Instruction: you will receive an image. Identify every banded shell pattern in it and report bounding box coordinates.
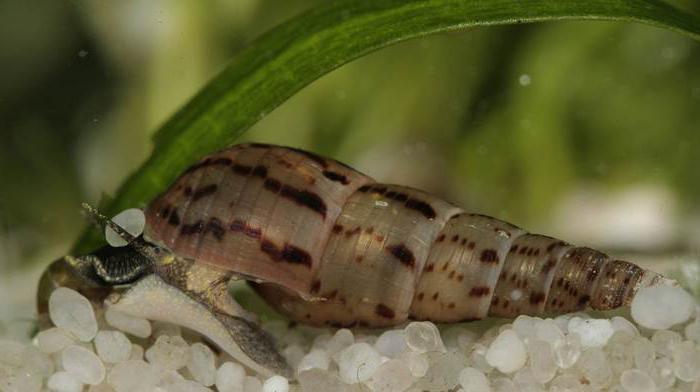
[145,143,668,328]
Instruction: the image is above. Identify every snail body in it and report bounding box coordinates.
[40,143,673,377]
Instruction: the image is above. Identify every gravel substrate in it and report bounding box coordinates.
[2,285,700,391]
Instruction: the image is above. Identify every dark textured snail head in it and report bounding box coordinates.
[36,203,158,318]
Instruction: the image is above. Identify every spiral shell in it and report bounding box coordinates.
[145,143,668,327]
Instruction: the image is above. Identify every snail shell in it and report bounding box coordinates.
[145,143,670,328]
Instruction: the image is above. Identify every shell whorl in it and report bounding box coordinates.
[145,143,671,327]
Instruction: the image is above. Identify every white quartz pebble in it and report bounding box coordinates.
[411,351,467,391]
[491,376,518,392]
[568,318,614,348]
[325,328,354,356]
[37,327,75,354]
[62,345,106,385]
[672,340,700,381]
[458,367,491,392]
[652,329,682,357]
[553,333,581,369]
[262,375,288,392]
[21,345,54,379]
[47,371,83,392]
[311,333,331,351]
[297,349,330,372]
[512,315,537,340]
[281,344,305,370]
[611,316,639,337]
[145,335,189,370]
[652,357,676,389]
[21,285,700,392]
[106,208,145,247]
[633,337,655,371]
[366,359,414,392]
[685,319,700,343]
[549,374,582,391]
[469,343,493,373]
[336,342,383,384]
[0,361,42,392]
[528,340,557,383]
[168,380,211,392]
[158,369,185,388]
[631,286,694,330]
[512,366,540,390]
[104,308,152,338]
[107,360,160,392]
[94,330,131,363]
[187,342,217,386]
[375,329,408,357]
[399,351,429,378]
[485,330,527,373]
[576,348,612,388]
[606,332,634,374]
[49,288,98,342]
[0,339,25,366]
[620,369,656,392]
[534,319,564,344]
[216,361,246,392]
[405,321,445,353]
[297,369,347,392]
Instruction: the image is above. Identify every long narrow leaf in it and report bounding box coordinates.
[74,0,700,252]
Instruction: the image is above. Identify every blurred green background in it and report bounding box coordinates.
[1,0,700,323]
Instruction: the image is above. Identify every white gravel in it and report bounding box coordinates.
[3,286,700,391]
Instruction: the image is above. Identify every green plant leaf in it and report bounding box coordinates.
[73,0,700,253]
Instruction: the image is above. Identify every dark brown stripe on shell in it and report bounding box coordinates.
[386,244,415,268]
[578,295,591,307]
[180,221,204,235]
[281,244,312,266]
[405,198,437,219]
[322,170,349,184]
[252,165,268,178]
[279,185,327,218]
[167,210,181,226]
[179,218,225,239]
[192,184,218,201]
[375,304,395,319]
[232,164,253,176]
[469,286,491,297]
[260,177,327,218]
[264,178,282,193]
[529,292,546,305]
[345,227,361,237]
[385,191,408,202]
[205,218,225,240]
[259,239,312,267]
[480,249,499,263]
[229,219,262,239]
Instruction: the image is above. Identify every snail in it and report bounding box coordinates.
[37,143,676,378]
